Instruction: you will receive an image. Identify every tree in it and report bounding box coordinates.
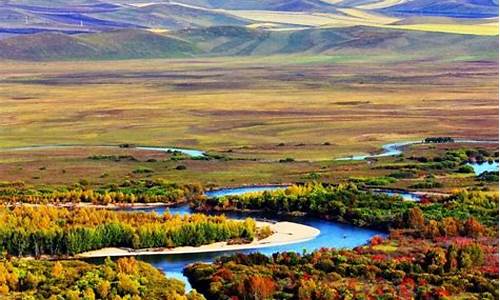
[83,287,96,300]
[97,280,111,298]
[244,275,276,300]
[441,217,460,237]
[424,220,440,238]
[52,261,64,278]
[464,217,485,238]
[407,207,425,230]
[118,274,140,295]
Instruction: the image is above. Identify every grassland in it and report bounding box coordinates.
[392,22,499,36]
[0,140,496,195]
[1,56,497,159]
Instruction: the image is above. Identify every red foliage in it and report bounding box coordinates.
[215,267,234,281]
[419,197,432,204]
[347,278,358,290]
[245,275,276,299]
[401,276,415,287]
[394,255,414,264]
[481,253,499,275]
[371,254,387,262]
[434,287,450,297]
[370,235,384,246]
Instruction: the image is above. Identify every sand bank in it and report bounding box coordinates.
[77,221,320,258]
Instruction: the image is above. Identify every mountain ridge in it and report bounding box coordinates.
[0,25,497,60]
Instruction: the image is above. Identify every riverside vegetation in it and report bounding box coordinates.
[186,185,499,299]
[0,179,204,205]
[0,206,261,257]
[0,143,497,298]
[193,183,498,229]
[0,257,205,300]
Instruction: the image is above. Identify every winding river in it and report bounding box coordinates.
[5,139,497,289]
[336,141,421,161]
[2,144,206,158]
[108,185,385,289]
[3,138,496,161]
[336,139,498,161]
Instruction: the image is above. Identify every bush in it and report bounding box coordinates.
[457,165,475,174]
[477,171,499,182]
[409,181,443,189]
[389,170,417,179]
[132,167,154,174]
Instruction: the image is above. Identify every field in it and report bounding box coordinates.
[0,140,497,192]
[1,56,498,160]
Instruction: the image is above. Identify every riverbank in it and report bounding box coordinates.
[77,221,320,258]
[10,201,183,210]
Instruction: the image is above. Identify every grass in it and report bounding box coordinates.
[0,56,497,162]
[0,142,496,193]
[393,22,499,36]
[372,244,398,252]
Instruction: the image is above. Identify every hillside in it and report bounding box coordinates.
[0,29,199,60]
[0,26,497,60]
[0,0,497,36]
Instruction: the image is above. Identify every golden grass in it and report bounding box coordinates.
[217,7,498,36]
[147,28,170,33]
[372,244,398,252]
[392,22,499,36]
[222,9,398,28]
[336,8,400,25]
[219,10,343,27]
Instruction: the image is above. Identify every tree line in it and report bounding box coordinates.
[0,179,204,205]
[193,183,498,230]
[0,206,257,256]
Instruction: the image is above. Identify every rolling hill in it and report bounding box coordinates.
[0,26,496,60]
[0,29,199,60]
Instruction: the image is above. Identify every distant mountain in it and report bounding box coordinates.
[380,0,498,18]
[99,3,251,29]
[164,0,339,11]
[0,0,497,35]
[0,26,496,60]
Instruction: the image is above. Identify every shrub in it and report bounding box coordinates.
[457,165,475,174]
[132,167,154,174]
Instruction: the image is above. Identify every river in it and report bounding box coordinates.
[7,140,496,289]
[336,139,498,161]
[467,161,499,175]
[106,185,399,290]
